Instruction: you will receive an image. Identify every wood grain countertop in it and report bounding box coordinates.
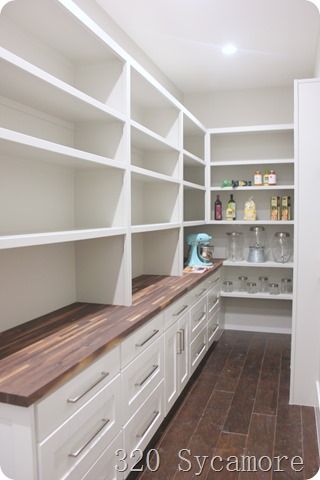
[0,262,223,407]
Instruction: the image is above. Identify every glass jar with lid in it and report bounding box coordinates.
[238,275,248,292]
[248,226,266,263]
[272,232,292,263]
[226,232,244,262]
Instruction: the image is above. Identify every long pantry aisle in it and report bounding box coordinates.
[135,331,319,479]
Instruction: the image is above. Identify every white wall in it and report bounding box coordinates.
[315,35,320,77]
[73,0,183,101]
[184,86,294,128]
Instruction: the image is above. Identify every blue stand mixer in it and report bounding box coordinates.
[186,233,214,267]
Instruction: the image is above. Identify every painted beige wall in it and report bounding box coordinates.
[184,86,294,128]
[73,0,183,101]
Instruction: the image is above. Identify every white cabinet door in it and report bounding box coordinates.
[164,321,179,413]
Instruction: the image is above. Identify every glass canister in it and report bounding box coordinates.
[247,226,266,263]
[238,275,248,292]
[247,282,258,294]
[223,281,233,293]
[269,282,280,295]
[226,232,244,262]
[281,278,293,294]
[259,276,269,293]
[272,232,292,263]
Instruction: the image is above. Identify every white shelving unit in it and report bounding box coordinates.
[209,124,295,333]
[0,0,208,330]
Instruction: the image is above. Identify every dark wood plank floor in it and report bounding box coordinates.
[137,331,319,479]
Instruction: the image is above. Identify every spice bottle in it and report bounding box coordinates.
[268,169,277,185]
[263,170,270,186]
[254,170,262,186]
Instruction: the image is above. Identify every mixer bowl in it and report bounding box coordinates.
[200,245,215,262]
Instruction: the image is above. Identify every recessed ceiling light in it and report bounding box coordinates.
[222,44,238,55]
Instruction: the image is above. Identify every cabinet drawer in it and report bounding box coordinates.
[122,337,164,424]
[190,296,207,342]
[81,432,123,480]
[36,346,120,442]
[164,293,191,329]
[123,381,164,477]
[190,327,207,375]
[38,374,122,480]
[204,269,221,289]
[121,313,164,368]
[207,285,221,314]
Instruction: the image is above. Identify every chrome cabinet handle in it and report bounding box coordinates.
[67,371,109,403]
[173,305,189,317]
[195,343,206,359]
[68,418,110,458]
[209,298,220,313]
[177,330,183,354]
[195,312,206,324]
[135,365,159,387]
[136,411,159,438]
[209,276,220,285]
[196,289,207,298]
[136,329,159,347]
[181,328,185,352]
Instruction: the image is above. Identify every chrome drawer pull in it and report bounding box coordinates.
[195,344,206,359]
[68,418,110,458]
[181,328,185,352]
[209,298,220,314]
[173,305,188,317]
[209,276,220,285]
[136,411,159,438]
[67,371,109,403]
[196,289,207,298]
[136,329,159,347]
[177,330,183,354]
[135,365,159,387]
[195,312,206,324]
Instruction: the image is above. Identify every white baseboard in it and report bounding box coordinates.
[224,324,292,334]
[316,381,320,457]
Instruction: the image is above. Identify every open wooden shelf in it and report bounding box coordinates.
[221,291,293,300]
[223,260,294,268]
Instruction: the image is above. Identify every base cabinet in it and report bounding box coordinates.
[0,269,222,480]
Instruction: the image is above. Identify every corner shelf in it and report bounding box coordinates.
[183,150,205,165]
[221,291,293,301]
[131,223,181,234]
[211,159,294,167]
[223,260,294,268]
[208,220,295,225]
[183,181,206,191]
[211,185,295,191]
[131,165,180,184]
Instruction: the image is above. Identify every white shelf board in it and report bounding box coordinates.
[211,159,294,167]
[223,260,294,268]
[131,120,179,152]
[209,124,294,135]
[131,123,178,153]
[208,220,295,226]
[211,185,295,191]
[183,181,206,191]
[131,166,180,184]
[183,221,206,227]
[0,47,125,122]
[183,149,205,165]
[221,291,293,300]
[131,223,181,234]
[0,227,127,250]
[0,128,126,170]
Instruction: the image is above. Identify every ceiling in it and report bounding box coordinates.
[97,0,320,94]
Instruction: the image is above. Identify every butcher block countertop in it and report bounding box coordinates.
[0,262,223,407]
